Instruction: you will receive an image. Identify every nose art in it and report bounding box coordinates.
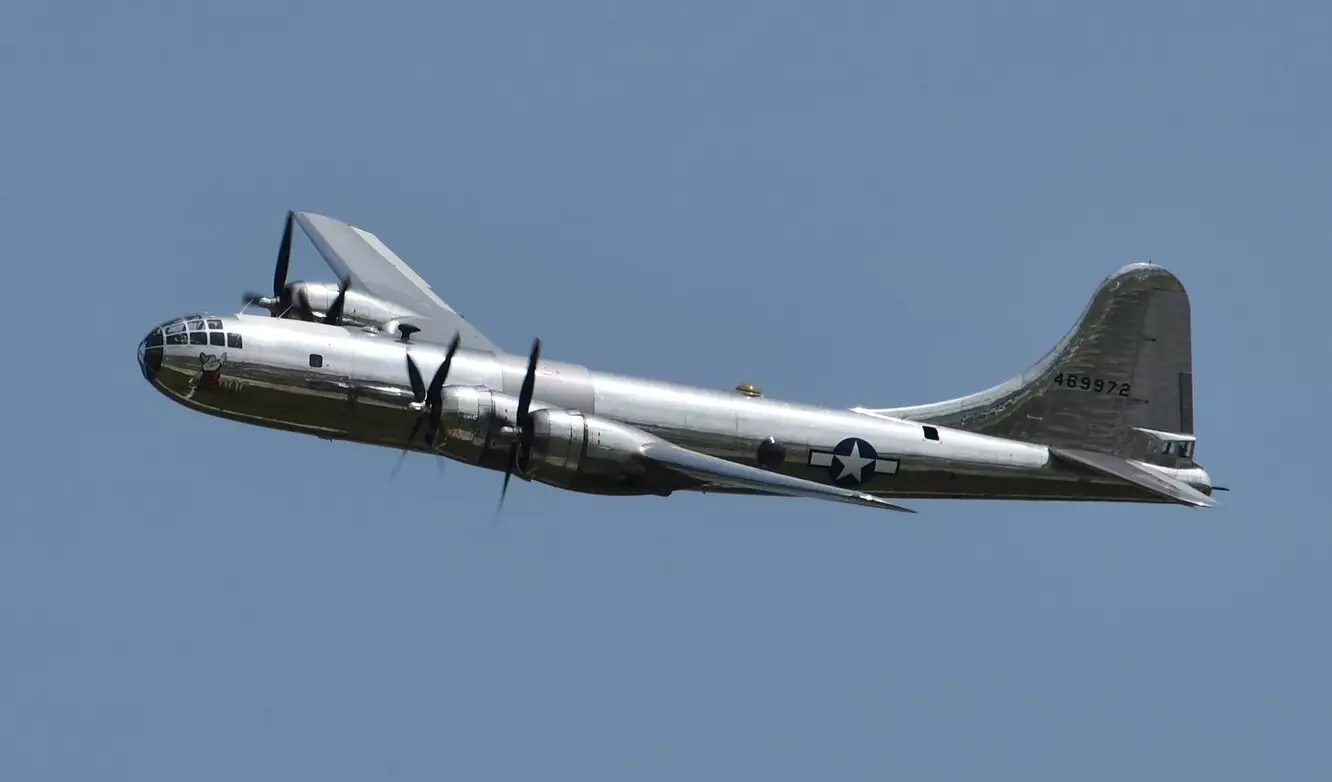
[138,327,164,381]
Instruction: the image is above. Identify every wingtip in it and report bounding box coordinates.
[1184,492,1221,509]
[862,494,916,513]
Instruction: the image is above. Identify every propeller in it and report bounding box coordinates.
[243,211,296,316]
[497,337,541,514]
[390,334,461,480]
[296,288,317,322]
[295,275,352,325]
[324,275,351,325]
[242,211,354,325]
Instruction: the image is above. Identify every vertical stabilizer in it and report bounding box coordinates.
[856,263,1200,469]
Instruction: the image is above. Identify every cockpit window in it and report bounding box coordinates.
[1158,440,1196,460]
[156,315,239,349]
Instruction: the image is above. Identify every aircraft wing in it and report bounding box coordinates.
[293,211,500,353]
[639,440,916,514]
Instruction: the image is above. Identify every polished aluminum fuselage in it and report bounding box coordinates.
[138,313,1210,504]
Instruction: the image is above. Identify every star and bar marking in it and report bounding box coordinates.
[808,437,899,487]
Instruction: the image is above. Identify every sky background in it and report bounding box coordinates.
[2,0,1329,778]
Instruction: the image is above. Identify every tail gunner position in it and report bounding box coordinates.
[137,211,1220,514]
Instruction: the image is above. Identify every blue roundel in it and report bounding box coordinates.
[828,437,878,487]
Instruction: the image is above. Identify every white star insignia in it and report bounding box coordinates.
[834,441,875,482]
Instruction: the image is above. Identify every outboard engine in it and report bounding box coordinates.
[290,281,414,329]
[241,211,418,330]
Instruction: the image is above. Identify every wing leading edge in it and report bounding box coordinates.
[639,440,916,514]
[293,211,499,353]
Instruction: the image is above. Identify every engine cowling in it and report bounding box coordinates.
[284,281,416,329]
[433,387,667,495]
[524,408,658,493]
[435,385,509,463]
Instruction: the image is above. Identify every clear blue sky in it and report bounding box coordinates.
[3,1,1329,778]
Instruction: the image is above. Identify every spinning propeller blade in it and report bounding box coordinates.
[292,275,350,325]
[243,210,296,316]
[497,337,541,515]
[274,211,293,306]
[422,333,459,447]
[324,275,351,326]
[391,334,462,480]
[242,213,350,326]
[296,288,317,322]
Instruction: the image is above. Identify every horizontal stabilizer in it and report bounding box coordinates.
[1050,447,1217,508]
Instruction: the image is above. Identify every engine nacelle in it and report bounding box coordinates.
[523,408,658,493]
[433,387,662,494]
[284,281,417,330]
[436,385,511,463]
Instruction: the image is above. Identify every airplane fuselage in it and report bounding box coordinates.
[138,312,1212,505]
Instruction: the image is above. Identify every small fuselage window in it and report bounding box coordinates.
[227,333,243,349]
[309,354,323,368]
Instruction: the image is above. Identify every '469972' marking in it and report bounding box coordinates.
[1053,372,1130,396]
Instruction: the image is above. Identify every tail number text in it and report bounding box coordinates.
[1053,373,1130,396]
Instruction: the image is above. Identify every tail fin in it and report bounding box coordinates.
[856,263,1199,469]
